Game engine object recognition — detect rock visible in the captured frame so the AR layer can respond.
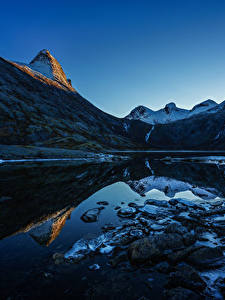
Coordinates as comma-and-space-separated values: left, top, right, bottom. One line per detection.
164, 223, 188, 235
150, 223, 164, 231
214, 277, 225, 295
169, 199, 179, 206
81, 207, 104, 223
88, 264, 100, 271
157, 217, 171, 225
190, 208, 225, 218
144, 199, 169, 207
102, 224, 115, 232
128, 233, 184, 264
110, 252, 128, 267
167, 245, 202, 264
164, 287, 201, 300
210, 200, 223, 207
117, 207, 136, 218
153, 233, 184, 251
128, 202, 141, 209
99, 245, 114, 254
187, 246, 224, 268
138, 217, 152, 227
64, 238, 89, 261
64, 234, 108, 260
52, 252, 64, 265
96, 201, 109, 206
52, 252, 64, 260
112, 228, 137, 245
88, 234, 106, 251
167, 263, 206, 292
213, 216, 225, 224
183, 232, 196, 246
128, 238, 153, 264
129, 229, 144, 239
139, 204, 168, 218
169, 198, 204, 210
155, 261, 171, 273
114, 206, 121, 210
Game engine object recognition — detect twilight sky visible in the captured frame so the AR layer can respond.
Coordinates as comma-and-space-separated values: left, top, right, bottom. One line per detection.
1, 0, 225, 117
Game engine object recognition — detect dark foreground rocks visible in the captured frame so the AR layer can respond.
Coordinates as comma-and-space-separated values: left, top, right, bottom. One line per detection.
164, 287, 201, 300
187, 246, 224, 268
128, 233, 184, 264
64, 197, 225, 299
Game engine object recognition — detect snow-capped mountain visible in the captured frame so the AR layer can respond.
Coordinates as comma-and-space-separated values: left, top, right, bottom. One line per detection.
126, 100, 218, 124
11, 49, 75, 91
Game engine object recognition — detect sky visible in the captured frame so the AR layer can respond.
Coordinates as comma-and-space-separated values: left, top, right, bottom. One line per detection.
1, 0, 225, 117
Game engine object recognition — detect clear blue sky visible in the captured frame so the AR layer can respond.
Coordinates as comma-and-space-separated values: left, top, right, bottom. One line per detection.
1, 0, 225, 117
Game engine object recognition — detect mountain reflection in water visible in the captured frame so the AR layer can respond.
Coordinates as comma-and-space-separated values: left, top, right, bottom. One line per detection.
1, 155, 225, 299
0, 156, 225, 244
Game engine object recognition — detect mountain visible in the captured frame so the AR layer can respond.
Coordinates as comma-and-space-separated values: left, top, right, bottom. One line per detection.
1, 49, 225, 153
126, 100, 218, 124
13, 49, 74, 91
0, 50, 151, 151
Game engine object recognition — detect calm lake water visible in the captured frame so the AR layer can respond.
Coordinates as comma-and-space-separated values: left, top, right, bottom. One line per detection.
0, 153, 225, 299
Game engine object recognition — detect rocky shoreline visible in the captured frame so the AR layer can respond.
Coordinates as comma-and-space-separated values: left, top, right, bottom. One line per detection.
56, 197, 225, 299
0, 144, 128, 162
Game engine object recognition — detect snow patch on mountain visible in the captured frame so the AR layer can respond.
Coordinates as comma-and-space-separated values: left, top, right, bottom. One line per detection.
214, 125, 225, 141
126, 100, 218, 125
123, 122, 129, 133
145, 125, 155, 142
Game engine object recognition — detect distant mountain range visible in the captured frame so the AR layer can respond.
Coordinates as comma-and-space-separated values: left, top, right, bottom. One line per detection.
1, 49, 225, 152
126, 100, 222, 124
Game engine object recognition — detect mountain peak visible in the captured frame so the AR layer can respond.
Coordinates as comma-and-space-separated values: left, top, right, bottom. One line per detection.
126, 99, 219, 125
191, 99, 217, 113
29, 49, 72, 88
165, 102, 176, 108
165, 102, 176, 113
30, 49, 54, 67
30, 49, 54, 63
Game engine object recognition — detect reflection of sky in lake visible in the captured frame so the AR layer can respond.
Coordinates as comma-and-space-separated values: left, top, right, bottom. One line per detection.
1, 158, 225, 297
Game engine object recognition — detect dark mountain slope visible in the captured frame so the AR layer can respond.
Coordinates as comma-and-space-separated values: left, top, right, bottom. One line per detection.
145, 109, 225, 149
0, 55, 151, 151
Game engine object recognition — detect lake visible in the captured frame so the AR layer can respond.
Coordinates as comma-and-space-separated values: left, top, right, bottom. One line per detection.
0, 153, 225, 299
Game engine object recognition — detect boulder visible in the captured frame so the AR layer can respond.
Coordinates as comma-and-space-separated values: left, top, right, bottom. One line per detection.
81, 207, 104, 223
183, 232, 196, 246
167, 263, 206, 292
117, 207, 136, 218
187, 246, 224, 268
164, 223, 188, 235
164, 287, 201, 300
167, 245, 203, 264
128, 233, 184, 264
155, 261, 171, 273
